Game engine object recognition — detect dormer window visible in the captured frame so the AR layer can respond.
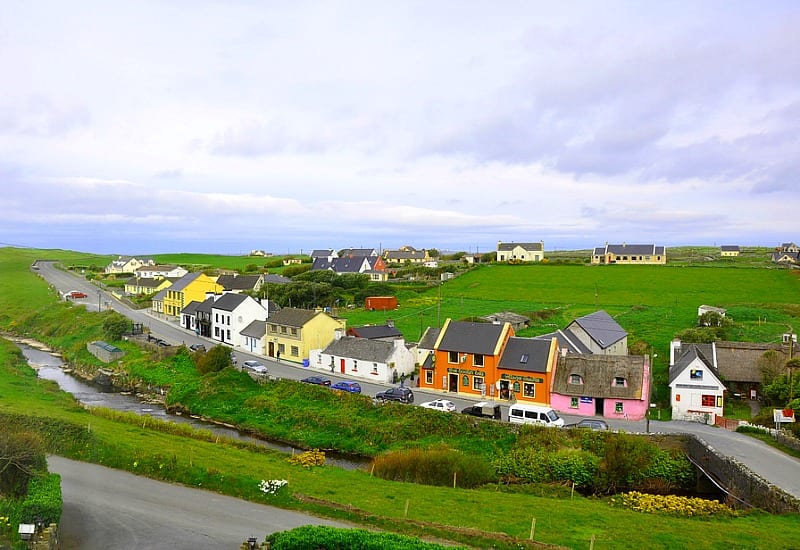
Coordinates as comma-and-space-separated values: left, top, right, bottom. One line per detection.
520, 354, 529, 364
614, 377, 626, 387
569, 374, 584, 385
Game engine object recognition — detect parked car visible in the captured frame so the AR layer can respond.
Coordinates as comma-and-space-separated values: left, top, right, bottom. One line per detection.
419, 399, 457, 412
460, 401, 502, 420
374, 387, 414, 404
242, 360, 267, 374
66, 290, 88, 299
300, 376, 332, 386
564, 419, 609, 431
330, 380, 362, 393
188, 343, 206, 352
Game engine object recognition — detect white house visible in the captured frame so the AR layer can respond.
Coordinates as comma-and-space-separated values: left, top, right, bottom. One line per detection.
309, 333, 415, 383
105, 256, 155, 274
564, 310, 628, 355
210, 293, 269, 347
134, 264, 188, 279
240, 320, 267, 354
496, 241, 544, 262
668, 340, 725, 423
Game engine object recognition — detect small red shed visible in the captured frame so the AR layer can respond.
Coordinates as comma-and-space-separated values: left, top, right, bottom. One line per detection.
365, 296, 398, 311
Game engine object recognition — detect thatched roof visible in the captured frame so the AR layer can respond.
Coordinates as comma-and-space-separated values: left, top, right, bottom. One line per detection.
553, 354, 646, 399
715, 341, 787, 383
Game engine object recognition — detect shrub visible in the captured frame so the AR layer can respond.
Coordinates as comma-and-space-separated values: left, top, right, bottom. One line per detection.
18, 473, 62, 526
0, 431, 47, 497
266, 525, 466, 549
372, 447, 496, 488
288, 449, 325, 468
611, 491, 736, 517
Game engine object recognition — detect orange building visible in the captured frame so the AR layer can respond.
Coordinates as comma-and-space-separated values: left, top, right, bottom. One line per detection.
418, 318, 558, 404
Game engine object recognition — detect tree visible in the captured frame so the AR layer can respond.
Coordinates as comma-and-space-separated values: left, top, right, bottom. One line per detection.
102, 312, 131, 341
195, 345, 234, 375
0, 431, 46, 497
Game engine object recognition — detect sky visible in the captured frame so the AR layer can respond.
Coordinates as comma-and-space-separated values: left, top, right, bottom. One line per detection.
1, 1, 798, 255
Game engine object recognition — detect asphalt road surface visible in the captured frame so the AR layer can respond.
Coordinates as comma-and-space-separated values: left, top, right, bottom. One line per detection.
49, 456, 347, 549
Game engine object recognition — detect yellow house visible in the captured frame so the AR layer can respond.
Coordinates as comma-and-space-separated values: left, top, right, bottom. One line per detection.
124, 276, 174, 296
265, 308, 346, 363
163, 272, 223, 317
720, 245, 740, 257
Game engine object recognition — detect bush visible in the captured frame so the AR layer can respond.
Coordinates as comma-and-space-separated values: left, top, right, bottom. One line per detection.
195, 345, 232, 375
18, 473, 62, 526
0, 431, 47, 497
372, 447, 496, 488
266, 525, 465, 549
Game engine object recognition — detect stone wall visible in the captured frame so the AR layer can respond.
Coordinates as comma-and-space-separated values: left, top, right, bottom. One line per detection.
686, 435, 800, 514
29, 523, 59, 550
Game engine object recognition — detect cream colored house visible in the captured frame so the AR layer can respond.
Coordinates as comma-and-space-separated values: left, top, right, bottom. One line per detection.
720, 245, 740, 257
496, 241, 544, 262
104, 256, 155, 274
264, 307, 346, 363
591, 243, 666, 265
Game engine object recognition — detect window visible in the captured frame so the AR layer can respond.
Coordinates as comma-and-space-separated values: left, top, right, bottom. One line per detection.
290, 346, 299, 357
690, 369, 703, 380
569, 374, 584, 385
449, 351, 459, 363
520, 354, 529, 364
614, 377, 626, 387
570, 397, 578, 408
615, 402, 623, 414
215, 313, 219, 322
473, 376, 484, 390
701, 394, 715, 407
372, 363, 378, 374
425, 370, 433, 384
278, 343, 285, 354
269, 324, 277, 332
281, 326, 287, 334
462, 375, 469, 387
214, 327, 219, 337
474, 354, 484, 367
353, 360, 358, 372
523, 383, 535, 398
291, 327, 298, 336
226, 330, 231, 340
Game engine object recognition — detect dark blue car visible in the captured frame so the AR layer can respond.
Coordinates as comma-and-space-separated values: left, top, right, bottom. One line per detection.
330, 380, 362, 394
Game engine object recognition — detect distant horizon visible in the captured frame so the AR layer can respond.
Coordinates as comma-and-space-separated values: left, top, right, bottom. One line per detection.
3, 239, 788, 258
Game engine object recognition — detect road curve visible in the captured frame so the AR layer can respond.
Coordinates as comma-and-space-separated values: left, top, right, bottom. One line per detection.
49, 456, 348, 550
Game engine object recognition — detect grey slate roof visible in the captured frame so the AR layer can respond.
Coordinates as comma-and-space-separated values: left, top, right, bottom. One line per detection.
340, 248, 377, 257
310, 249, 336, 258
599, 244, 665, 256
181, 300, 203, 315
669, 344, 716, 384
217, 274, 262, 291
498, 337, 552, 373
720, 245, 740, 252
312, 256, 369, 273
263, 274, 291, 284
347, 324, 403, 339
126, 277, 165, 289
480, 311, 530, 326
436, 321, 506, 355
553, 354, 646, 399
417, 327, 441, 349
196, 296, 215, 313
569, 310, 627, 349
384, 249, 426, 261
211, 293, 250, 312
534, 329, 592, 354
152, 288, 168, 301
169, 272, 203, 292
267, 307, 319, 327
322, 335, 395, 363
241, 320, 266, 339
497, 242, 543, 251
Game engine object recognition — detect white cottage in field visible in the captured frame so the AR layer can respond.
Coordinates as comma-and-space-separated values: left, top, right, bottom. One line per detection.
309, 332, 415, 383
668, 340, 725, 423
210, 293, 270, 347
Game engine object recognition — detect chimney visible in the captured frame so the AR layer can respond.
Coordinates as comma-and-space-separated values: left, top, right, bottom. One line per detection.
334, 328, 344, 341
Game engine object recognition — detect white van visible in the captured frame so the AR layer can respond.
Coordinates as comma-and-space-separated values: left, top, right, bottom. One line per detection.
508, 404, 565, 427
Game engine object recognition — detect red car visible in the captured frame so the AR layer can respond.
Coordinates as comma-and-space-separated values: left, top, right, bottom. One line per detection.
67, 290, 88, 299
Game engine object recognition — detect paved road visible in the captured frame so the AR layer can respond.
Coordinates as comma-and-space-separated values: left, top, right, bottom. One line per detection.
34, 261, 800, 501
49, 456, 347, 550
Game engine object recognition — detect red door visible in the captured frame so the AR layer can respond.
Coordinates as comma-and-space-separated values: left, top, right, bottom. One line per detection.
340, 358, 345, 374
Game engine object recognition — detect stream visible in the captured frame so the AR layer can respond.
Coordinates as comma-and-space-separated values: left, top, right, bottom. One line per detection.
16, 342, 369, 470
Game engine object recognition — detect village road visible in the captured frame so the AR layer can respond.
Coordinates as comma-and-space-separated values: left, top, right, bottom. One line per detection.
49, 456, 347, 550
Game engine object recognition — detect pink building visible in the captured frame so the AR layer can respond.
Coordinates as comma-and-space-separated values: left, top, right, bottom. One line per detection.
550, 353, 651, 421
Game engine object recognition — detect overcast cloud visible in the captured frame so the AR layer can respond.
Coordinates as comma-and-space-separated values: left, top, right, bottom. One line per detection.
1, 1, 798, 255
